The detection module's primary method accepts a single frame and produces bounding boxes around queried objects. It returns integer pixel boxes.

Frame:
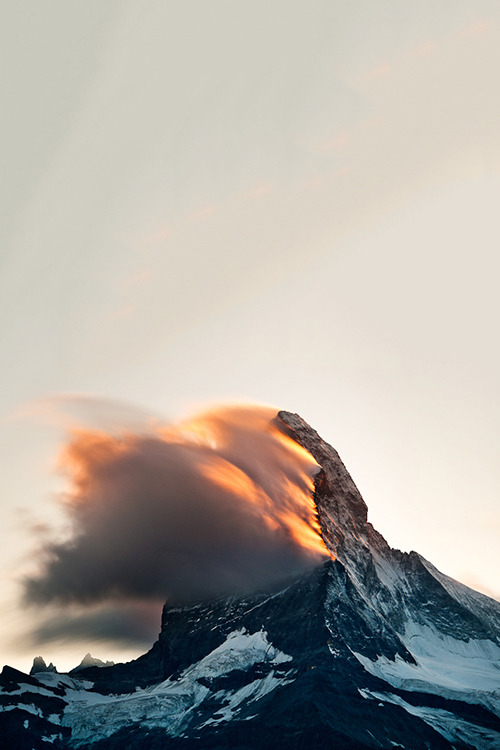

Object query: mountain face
[1,411,499,749]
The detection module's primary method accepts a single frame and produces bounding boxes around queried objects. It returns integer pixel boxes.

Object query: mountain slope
[1,410,499,749]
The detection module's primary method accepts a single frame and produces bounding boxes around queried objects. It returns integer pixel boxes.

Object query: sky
[1,0,500,673]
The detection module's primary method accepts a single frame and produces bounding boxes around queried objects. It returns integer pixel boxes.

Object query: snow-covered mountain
[1,411,499,749]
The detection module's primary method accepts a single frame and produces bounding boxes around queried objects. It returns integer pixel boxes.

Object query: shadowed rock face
[30,656,57,675]
[277,410,395,603]
[277,411,375,557]
[3,411,500,749]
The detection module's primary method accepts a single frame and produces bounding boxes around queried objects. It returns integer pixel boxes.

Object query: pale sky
[1,0,500,673]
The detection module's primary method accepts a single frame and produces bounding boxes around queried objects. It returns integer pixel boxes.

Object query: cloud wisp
[24,405,327,639]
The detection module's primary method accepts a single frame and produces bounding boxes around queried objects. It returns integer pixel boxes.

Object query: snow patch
[0,703,42,718]
[203,671,292,726]
[1,683,60,699]
[36,673,94,691]
[362,689,500,750]
[62,629,292,745]
[179,628,291,682]
[353,621,500,714]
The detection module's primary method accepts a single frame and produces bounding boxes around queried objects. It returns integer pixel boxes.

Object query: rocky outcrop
[276,410,388,562]
[30,656,57,675]
[70,653,114,673]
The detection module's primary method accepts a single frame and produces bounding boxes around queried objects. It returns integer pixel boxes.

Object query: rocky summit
[1,411,499,749]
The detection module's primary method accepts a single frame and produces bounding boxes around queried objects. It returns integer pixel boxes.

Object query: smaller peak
[71,653,115,673]
[30,656,57,675]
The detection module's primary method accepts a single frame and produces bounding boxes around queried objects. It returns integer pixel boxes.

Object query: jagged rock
[276,410,384,560]
[29,656,57,675]
[70,653,115,673]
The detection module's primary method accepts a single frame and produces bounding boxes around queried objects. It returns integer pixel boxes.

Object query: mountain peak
[70,653,115,673]
[276,410,379,560]
[29,655,57,675]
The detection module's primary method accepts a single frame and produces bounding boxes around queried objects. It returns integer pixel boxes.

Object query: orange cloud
[191,204,217,220]
[320,132,351,152]
[362,62,392,81]
[25,405,328,610]
[141,225,171,244]
[241,182,273,200]
[407,42,436,58]
[458,20,491,38]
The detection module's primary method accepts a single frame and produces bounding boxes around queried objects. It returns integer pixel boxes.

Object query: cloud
[24,405,327,636]
[28,601,162,649]
[361,62,392,81]
[14,393,162,434]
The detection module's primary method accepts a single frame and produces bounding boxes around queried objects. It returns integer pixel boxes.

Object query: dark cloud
[28,601,162,649]
[24,405,327,642]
